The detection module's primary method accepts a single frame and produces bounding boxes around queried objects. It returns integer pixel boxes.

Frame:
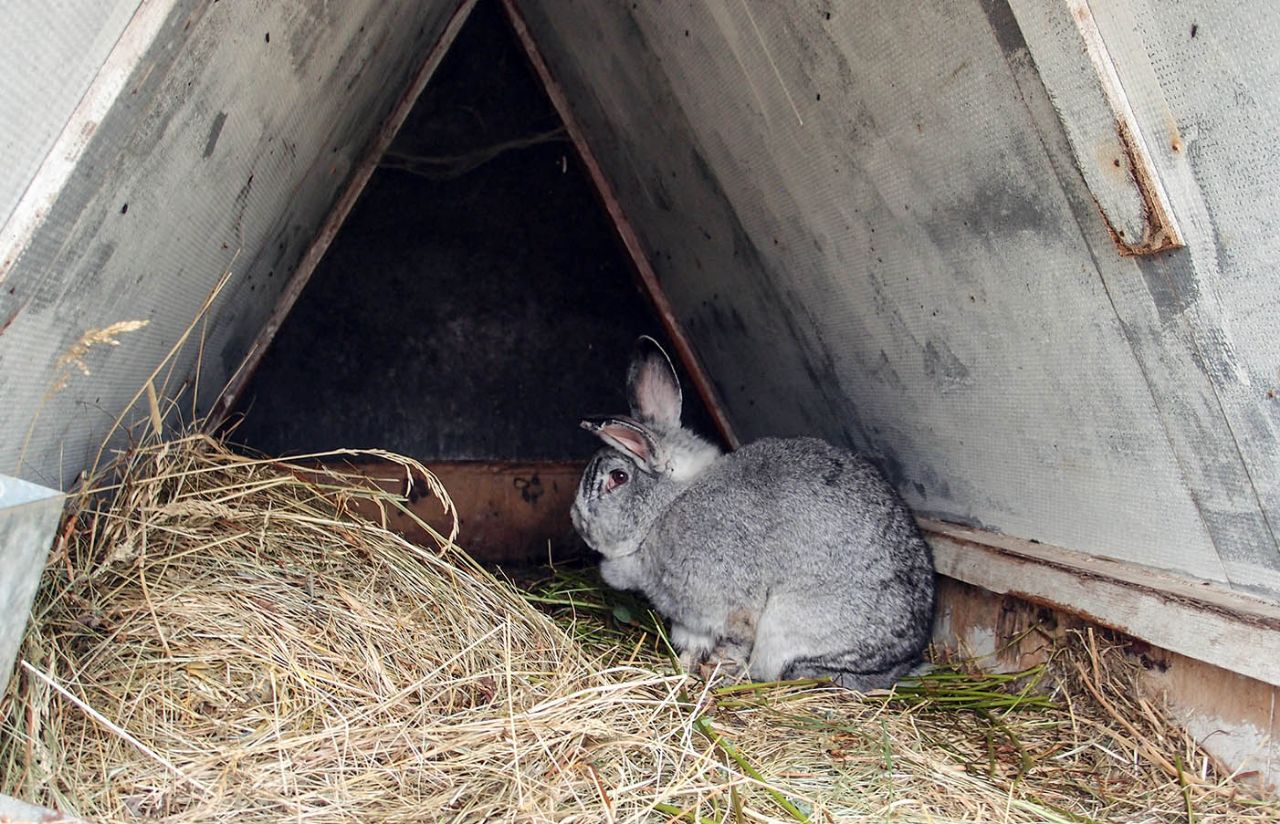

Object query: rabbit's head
[571,337,722,558]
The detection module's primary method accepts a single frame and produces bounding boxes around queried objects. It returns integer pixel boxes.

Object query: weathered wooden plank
[0,0,144,248]
[308,459,585,564]
[0,0,162,280]
[1007,0,1183,255]
[923,518,1280,687]
[1087,0,1280,595]
[994,0,1280,594]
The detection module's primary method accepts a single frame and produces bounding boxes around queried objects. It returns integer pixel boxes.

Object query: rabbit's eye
[605,468,630,492]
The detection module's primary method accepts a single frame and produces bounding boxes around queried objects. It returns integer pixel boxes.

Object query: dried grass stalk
[526,571,1280,823]
[0,432,1276,823]
[1,434,698,821]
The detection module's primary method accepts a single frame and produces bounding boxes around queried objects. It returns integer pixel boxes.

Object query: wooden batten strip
[922,518,1280,687]
[211,0,481,426]
[499,0,740,450]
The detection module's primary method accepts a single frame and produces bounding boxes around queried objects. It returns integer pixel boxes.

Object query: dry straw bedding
[1,434,1276,822]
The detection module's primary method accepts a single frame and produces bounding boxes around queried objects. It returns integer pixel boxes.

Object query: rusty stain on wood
[0,303,22,337]
[499,0,740,451]
[1067,0,1184,256]
[210,0,481,425]
[1011,0,1185,257]
[309,458,585,564]
[1111,117,1182,255]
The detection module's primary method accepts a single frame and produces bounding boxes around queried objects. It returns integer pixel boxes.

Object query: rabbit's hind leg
[745,597,804,681]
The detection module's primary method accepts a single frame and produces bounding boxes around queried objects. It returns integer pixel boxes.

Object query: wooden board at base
[315,459,587,565]
[923,518,1280,688]
[935,577,1280,795]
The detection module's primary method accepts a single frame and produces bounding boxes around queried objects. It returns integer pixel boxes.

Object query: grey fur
[571,337,937,691]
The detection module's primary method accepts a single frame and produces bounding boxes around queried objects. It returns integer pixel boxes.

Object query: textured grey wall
[3,0,1278,602]
[0,0,465,490]
[516,0,1280,599]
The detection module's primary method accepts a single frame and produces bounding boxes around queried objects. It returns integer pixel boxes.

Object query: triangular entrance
[221,0,726,562]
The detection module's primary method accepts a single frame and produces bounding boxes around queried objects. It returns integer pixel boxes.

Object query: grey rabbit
[571,336,936,690]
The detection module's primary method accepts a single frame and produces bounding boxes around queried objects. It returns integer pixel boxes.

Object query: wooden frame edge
[921,517,1280,687]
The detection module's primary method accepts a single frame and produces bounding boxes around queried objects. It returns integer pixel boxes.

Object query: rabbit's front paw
[672,623,715,673]
[697,649,746,680]
[700,637,752,679]
[679,645,709,672]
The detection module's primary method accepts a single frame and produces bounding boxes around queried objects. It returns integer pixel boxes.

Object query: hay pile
[1,436,702,821]
[532,571,1280,823]
[1,434,1277,822]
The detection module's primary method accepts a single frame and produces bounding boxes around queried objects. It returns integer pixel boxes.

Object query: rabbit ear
[627,335,682,427]
[581,415,662,469]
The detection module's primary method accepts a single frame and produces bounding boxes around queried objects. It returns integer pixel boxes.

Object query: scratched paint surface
[518,0,1280,598]
[0,0,462,490]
